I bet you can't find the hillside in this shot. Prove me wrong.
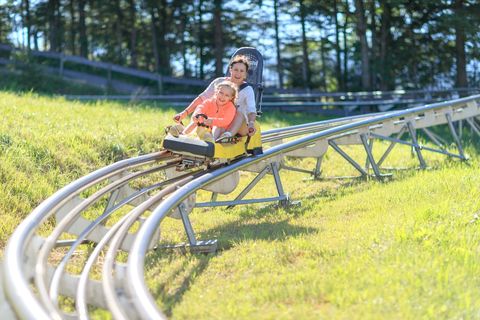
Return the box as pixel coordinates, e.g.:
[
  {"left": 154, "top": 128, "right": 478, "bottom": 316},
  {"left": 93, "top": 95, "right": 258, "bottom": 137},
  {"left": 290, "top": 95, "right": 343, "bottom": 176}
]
[{"left": 1, "top": 91, "right": 479, "bottom": 318}]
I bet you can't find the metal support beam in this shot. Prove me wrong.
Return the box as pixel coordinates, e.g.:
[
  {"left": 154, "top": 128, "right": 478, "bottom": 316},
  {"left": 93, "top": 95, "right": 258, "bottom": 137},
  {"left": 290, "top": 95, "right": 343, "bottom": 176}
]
[
  {"left": 225, "top": 165, "right": 270, "bottom": 209},
  {"left": 377, "top": 126, "right": 406, "bottom": 167},
  {"left": 446, "top": 113, "right": 466, "bottom": 159},
  {"left": 407, "top": 121, "right": 427, "bottom": 169},
  {"left": 466, "top": 117, "right": 480, "bottom": 138},
  {"left": 313, "top": 157, "right": 323, "bottom": 179},
  {"left": 104, "top": 189, "right": 120, "bottom": 216},
  {"left": 425, "top": 127, "right": 448, "bottom": 145},
  {"left": 281, "top": 164, "right": 315, "bottom": 175},
  {"left": 195, "top": 196, "right": 289, "bottom": 208},
  {"left": 195, "top": 163, "right": 292, "bottom": 209},
  {"left": 422, "top": 127, "right": 445, "bottom": 148},
  {"left": 179, "top": 204, "right": 196, "bottom": 246},
  {"left": 271, "top": 162, "right": 289, "bottom": 207},
  {"left": 210, "top": 192, "right": 218, "bottom": 202},
  {"left": 360, "top": 134, "right": 382, "bottom": 178},
  {"left": 370, "top": 133, "right": 464, "bottom": 159},
  {"left": 364, "top": 138, "right": 373, "bottom": 172},
  {"left": 328, "top": 140, "right": 368, "bottom": 176},
  {"left": 281, "top": 155, "right": 324, "bottom": 180}
]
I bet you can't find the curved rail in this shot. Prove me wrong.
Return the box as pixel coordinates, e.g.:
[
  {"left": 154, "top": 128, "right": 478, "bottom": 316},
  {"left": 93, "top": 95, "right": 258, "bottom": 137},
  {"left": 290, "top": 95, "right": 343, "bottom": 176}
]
[
  {"left": 127, "top": 94, "right": 480, "bottom": 318},
  {"left": 2, "top": 94, "right": 479, "bottom": 319}
]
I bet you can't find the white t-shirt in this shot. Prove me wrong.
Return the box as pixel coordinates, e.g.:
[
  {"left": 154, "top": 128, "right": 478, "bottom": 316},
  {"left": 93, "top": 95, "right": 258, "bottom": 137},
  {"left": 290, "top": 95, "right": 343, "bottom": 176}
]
[{"left": 199, "top": 77, "right": 256, "bottom": 121}]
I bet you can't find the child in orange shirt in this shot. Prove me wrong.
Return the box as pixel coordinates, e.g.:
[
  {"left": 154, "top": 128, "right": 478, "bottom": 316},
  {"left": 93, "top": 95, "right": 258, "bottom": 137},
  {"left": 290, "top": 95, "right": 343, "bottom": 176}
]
[{"left": 182, "top": 81, "right": 238, "bottom": 141}]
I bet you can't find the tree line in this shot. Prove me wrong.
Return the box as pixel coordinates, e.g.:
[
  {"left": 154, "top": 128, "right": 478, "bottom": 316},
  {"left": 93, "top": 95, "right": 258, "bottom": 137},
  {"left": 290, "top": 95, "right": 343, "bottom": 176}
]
[{"left": 1, "top": 0, "right": 480, "bottom": 92}]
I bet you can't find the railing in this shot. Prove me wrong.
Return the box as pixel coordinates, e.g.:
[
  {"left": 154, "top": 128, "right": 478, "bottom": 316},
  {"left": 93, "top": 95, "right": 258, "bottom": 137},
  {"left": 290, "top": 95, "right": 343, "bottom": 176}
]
[
  {"left": 125, "top": 95, "right": 480, "bottom": 318},
  {"left": 64, "top": 90, "right": 480, "bottom": 116},
  {"left": 1, "top": 43, "right": 478, "bottom": 107},
  {"left": 0, "top": 43, "right": 207, "bottom": 94}
]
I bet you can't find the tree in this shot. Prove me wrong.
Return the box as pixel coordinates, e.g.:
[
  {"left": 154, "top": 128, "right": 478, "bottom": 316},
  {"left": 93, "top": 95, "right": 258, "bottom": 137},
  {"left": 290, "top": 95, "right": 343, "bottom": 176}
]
[
  {"left": 67, "top": 0, "right": 76, "bottom": 55},
  {"left": 126, "top": 0, "right": 138, "bottom": 68},
  {"left": 21, "top": 0, "right": 31, "bottom": 50},
  {"left": 333, "top": 0, "right": 343, "bottom": 90},
  {"left": 454, "top": 0, "right": 468, "bottom": 87},
  {"left": 273, "top": 0, "right": 285, "bottom": 88},
  {"left": 378, "top": 0, "right": 393, "bottom": 90},
  {"left": 299, "top": 0, "right": 311, "bottom": 89},
  {"left": 354, "top": 0, "right": 371, "bottom": 90},
  {"left": 78, "top": 0, "right": 88, "bottom": 57},
  {"left": 213, "top": 0, "right": 224, "bottom": 77},
  {"left": 47, "top": 0, "right": 61, "bottom": 52}
]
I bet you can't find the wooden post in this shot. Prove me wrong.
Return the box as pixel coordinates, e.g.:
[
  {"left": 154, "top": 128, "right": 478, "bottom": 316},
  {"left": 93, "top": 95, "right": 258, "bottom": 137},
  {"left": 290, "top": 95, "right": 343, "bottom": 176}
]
[
  {"left": 157, "top": 74, "right": 163, "bottom": 94},
  {"left": 107, "top": 63, "right": 112, "bottom": 90},
  {"left": 59, "top": 53, "right": 65, "bottom": 76}
]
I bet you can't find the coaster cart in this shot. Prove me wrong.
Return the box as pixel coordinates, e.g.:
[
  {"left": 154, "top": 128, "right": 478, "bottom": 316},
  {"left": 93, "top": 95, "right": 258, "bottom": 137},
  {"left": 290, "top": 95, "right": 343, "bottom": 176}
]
[{"left": 163, "top": 47, "right": 264, "bottom": 170}]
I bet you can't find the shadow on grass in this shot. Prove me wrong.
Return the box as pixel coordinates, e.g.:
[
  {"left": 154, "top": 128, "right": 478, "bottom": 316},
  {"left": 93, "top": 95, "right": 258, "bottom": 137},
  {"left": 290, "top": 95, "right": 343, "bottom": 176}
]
[
  {"left": 145, "top": 251, "right": 211, "bottom": 317},
  {"left": 142, "top": 132, "right": 480, "bottom": 317},
  {"left": 201, "top": 219, "right": 317, "bottom": 250},
  {"left": 145, "top": 216, "right": 317, "bottom": 316}
]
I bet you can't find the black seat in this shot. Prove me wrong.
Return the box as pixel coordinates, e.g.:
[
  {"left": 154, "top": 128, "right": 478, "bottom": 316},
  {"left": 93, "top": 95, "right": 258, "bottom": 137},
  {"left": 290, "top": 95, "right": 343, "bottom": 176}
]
[{"left": 225, "top": 47, "right": 264, "bottom": 115}]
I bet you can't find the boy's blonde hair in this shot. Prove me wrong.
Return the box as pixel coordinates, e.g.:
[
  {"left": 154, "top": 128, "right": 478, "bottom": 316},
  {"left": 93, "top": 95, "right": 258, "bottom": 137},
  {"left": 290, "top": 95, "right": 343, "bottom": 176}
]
[{"left": 215, "top": 80, "right": 238, "bottom": 104}]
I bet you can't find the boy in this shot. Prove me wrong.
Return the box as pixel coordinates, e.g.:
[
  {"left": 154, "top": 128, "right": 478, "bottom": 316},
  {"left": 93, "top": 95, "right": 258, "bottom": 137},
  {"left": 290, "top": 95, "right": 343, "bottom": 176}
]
[{"left": 182, "top": 81, "right": 238, "bottom": 141}]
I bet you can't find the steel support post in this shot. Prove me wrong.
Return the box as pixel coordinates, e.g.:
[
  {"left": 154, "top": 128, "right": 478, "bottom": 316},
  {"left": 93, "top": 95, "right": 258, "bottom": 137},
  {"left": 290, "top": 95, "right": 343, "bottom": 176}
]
[
  {"left": 360, "top": 134, "right": 382, "bottom": 178},
  {"left": 313, "top": 156, "right": 323, "bottom": 179},
  {"left": 210, "top": 192, "right": 218, "bottom": 202},
  {"left": 179, "top": 204, "right": 197, "bottom": 246},
  {"left": 163, "top": 203, "right": 217, "bottom": 253},
  {"left": 466, "top": 117, "right": 480, "bottom": 138},
  {"left": 225, "top": 165, "right": 271, "bottom": 209},
  {"left": 328, "top": 140, "right": 368, "bottom": 176},
  {"left": 281, "top": 164, "right": 316, "bottom": 175},
  {"left": 407, "top": 121, "right": 427, "bottom": 169},
  {"left": 446, "top": 113, "right": 466, "bottom": 159},
  {"left": 364, "top": 138, "right": 373, "bottom": 172},
  {"left": 104, "top": 189, "right": 120, "bottom": 215},
  {"left": 271, "top": 162, "right": 289, "bottom": 206},
  {"left": 422, "top": 127, "right": 446, "bottom": 148},
  {"left": 377, "top": 126, "right": 406, "bottom": 167},
  {"left": 370, "top": 133, "right": 464, "bottom": 159}
]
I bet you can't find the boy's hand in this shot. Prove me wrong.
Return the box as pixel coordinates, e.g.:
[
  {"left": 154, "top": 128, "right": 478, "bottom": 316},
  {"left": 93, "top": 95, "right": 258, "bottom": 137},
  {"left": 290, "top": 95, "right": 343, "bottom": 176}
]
[{"left": 173, "top": 111, "right": 187, "bottom": 123}]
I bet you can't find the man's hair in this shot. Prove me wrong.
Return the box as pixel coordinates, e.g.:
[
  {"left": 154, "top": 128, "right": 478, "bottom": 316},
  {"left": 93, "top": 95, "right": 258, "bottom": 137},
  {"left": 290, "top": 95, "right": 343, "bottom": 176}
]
[
  {"left": 215, "top": 80, "right": 238, "bottom": 103},
  {"left": 229, "top": 55, "right": 250, "bottom": 72}
]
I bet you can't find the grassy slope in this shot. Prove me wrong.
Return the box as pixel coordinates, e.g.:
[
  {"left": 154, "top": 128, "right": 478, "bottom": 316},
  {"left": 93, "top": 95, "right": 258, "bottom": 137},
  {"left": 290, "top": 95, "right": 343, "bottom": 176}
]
[
  {"left": 0, "top": 92, "right": 322, "bottom": 248},
  {"left": 157, "top": 163, "right": 480, "bottom": 319},
  {"left": 2, "top": 91, "right": 480, "bottom": 319},
  {"left": 0, "top": 67, "right": 106, "bottom": 95}
]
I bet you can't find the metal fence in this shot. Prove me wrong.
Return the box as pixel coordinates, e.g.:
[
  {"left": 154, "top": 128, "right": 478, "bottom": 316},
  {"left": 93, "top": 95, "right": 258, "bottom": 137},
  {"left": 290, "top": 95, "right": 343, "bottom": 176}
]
[{"left": 1, "top": 43, "right": 479, "bottom": 115}]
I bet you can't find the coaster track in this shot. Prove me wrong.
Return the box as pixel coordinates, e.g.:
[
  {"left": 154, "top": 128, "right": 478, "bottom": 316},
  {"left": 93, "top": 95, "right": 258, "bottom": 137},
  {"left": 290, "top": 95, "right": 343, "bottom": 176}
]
[{"left": 2, "top": 95, "right": 480, "bottom": 319}]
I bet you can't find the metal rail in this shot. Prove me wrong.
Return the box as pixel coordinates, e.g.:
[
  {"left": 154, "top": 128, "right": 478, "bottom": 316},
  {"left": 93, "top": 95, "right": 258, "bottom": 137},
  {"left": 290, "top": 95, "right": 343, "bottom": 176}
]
[
  {"left": 126, "top": 94, "right": 480, "bottom": 318},
  {"left": 2, "top": 94, "right": 479, "bottom": 319}
]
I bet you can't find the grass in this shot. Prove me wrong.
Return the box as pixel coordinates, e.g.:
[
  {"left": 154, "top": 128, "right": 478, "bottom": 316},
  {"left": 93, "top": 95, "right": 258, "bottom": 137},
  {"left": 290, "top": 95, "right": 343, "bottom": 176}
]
[
  {"left": 1, "top": 91, "right": 480, "bottom": 319},
  {"left": 149, "top": 160, "right": 480, "bottom": 319},
  {"left": 0, "top": 65, "right": 107, "bottom": 95}
]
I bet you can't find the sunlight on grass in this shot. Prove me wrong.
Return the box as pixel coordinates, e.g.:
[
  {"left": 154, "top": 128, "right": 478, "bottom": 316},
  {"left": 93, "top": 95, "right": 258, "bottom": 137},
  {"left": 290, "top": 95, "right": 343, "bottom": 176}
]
[{"left": 2, "top": 91, "right": 480, "bottom": 318}]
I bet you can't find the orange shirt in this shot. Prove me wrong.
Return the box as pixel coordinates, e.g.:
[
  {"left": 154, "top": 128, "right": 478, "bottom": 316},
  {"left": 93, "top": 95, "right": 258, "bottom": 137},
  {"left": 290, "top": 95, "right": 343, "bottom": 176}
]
[{"left": 194, "top": 98, "right": 236, "bottom": 129}]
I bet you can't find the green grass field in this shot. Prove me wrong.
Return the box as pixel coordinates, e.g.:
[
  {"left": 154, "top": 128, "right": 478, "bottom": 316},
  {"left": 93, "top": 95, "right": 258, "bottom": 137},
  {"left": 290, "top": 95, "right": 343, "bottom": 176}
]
[{"left": 1, "top": 91, "right": 480, "bottom": 319}]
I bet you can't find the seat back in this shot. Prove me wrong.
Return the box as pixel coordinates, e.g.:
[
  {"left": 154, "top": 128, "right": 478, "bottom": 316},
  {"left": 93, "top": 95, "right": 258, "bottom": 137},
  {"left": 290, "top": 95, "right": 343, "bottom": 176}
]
[{"left": 225, "top": 47, "right": 264, "bottom": 115}]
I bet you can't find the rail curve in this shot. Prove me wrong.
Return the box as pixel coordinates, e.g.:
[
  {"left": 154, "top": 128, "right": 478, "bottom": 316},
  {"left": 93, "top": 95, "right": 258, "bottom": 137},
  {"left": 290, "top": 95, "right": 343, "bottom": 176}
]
[{"left": 3, "top": 94, "right": 480, "bottom": 319}]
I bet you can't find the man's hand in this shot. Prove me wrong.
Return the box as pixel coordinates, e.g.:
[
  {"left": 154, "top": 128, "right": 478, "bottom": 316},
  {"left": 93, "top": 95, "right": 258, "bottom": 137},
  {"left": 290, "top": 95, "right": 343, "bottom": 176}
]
[{"left": 247, "top": 121, "right": 256, "bottom": 136}]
